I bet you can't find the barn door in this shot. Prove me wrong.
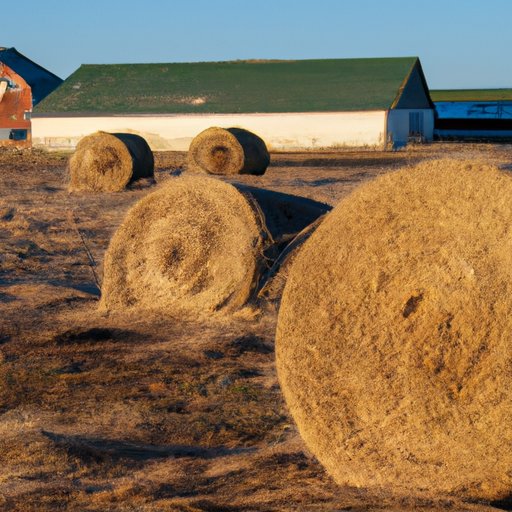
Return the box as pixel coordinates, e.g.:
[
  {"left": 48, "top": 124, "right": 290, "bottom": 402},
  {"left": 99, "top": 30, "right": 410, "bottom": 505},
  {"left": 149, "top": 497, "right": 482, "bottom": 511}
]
[{"left": 409, "top": 111, "right": 424, "bottom": 138}]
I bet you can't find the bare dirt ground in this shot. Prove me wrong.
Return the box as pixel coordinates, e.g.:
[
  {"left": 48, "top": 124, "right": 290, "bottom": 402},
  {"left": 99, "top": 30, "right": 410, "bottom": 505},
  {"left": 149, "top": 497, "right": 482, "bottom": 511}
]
[{"left": 1, "top": 144, "right": 511, "bottom": 511}]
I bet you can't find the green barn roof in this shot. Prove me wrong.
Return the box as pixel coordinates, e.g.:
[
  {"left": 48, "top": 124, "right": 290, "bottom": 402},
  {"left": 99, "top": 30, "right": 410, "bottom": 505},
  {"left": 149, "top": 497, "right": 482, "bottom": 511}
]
[{"left": 35, "top": 57, "right": 427, "bottom": 114}]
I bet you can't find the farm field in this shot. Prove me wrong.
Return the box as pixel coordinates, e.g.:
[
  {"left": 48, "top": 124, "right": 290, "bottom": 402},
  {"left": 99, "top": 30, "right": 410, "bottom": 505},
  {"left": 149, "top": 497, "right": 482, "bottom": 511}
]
[
  {"left": 1, "top": 144, "right": 511, "bottom": 511},
  {"left": 430, "top": 89, "right": 512, "bottom": 102}
]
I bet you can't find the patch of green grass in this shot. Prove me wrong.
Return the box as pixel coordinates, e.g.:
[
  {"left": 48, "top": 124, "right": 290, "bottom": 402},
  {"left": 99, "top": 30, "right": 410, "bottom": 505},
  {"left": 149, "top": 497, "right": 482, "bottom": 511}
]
[{"left": 431, "top": 89, "right": 512, "bottom": 101}]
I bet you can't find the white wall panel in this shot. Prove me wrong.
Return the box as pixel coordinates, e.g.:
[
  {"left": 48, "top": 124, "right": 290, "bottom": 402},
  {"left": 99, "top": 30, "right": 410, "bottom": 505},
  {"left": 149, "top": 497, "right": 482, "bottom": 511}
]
[{"left": 32, "top": 111, "right": 387, "bottom": 151}]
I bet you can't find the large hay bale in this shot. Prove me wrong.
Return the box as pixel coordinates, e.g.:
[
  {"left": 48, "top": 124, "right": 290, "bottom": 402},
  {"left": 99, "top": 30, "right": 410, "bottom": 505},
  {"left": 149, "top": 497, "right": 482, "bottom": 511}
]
[
  {"left": 187, "top": 127, "right": 270, "bottom": 175},
  {"left": 276, "top": 159, "right": 512, "bottom": 502},
  {"left": 100, "top": 176, "right": 329, "bottom": 315},
  {"left": 68, "top": 131, "right": 154, "bottom": 192}
]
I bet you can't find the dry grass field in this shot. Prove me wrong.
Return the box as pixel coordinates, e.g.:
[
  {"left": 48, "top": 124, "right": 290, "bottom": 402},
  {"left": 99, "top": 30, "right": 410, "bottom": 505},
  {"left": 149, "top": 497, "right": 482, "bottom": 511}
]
[{"left": 1, "top": 144, "right": 511, "bottom": 511}]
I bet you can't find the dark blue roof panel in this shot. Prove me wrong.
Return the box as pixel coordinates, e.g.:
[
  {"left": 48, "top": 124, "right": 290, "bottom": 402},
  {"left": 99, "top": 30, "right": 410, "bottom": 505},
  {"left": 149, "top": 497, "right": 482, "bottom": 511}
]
[{"left": 0, "top": 47, "right": 63, "bottom": 105}]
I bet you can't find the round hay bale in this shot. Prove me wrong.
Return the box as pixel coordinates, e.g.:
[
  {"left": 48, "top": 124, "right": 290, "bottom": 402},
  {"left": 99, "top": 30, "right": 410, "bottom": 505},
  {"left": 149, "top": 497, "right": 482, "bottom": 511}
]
[
  {"left": 100, "top": 176, "right": 329, "bottom": 315},
  {"left": 187, "top": 127, "right": 270, "bottom": 175},
  {"left": 276, "top": 159, "right": 512, "bottom": 502},
  {"left": 68, "top": 131, "right": 154, "bottom": 192}
]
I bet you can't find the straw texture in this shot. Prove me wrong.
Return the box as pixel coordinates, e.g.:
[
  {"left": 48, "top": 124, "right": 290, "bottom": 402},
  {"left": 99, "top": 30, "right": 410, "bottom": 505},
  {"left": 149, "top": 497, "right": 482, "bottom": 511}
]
[
  {"left": 276, "top": 159, "right": 512, "bottom": 501},
  {"left": 69, "top": 131, "right": 154, "bottom": 192},
  {"left": 188, "top": 127, "right": 270, "bottom": 175}
]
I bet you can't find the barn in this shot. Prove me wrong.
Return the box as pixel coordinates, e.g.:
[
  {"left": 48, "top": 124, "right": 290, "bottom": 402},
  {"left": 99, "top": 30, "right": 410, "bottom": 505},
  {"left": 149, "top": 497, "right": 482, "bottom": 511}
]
[
  {"left": 32, "top": 57, "right": 434, "bottom": 151},
  {"left": 0, "top": 47, "right": 63, "bottom": 148},
  {"left": 431, "top": 89, "right": 512, "bottom": 141}
]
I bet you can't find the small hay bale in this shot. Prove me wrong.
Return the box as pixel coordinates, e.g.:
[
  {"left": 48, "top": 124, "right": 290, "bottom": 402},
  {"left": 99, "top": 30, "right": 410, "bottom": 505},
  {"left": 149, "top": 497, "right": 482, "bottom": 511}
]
[
  {"left": 100, "top": 176, "right": 329, "bottom": 315},
  {"left": 187, "top": 127, "right": 270, "bottom": 175},
  {"left": 276, "top": 159, "right": 512, "bottom": 502},
  {"left": 68, "top": 131, "right": 154, "bottom": 192}
]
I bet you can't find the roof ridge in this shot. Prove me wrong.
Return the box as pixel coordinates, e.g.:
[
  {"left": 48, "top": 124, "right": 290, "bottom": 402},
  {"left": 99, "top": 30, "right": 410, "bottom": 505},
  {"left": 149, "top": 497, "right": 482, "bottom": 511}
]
[{"left": 75, "top": 56, "right": 418, "bottom": 68}]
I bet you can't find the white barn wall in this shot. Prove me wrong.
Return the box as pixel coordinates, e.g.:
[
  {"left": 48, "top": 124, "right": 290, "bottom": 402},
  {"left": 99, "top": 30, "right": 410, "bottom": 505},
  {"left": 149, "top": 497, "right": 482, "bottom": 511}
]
[
  {"left": 386, "top": 109, "right": 434, "bottom": 144},
  {"left": 31, "top": 111, "right": 387, "bottom": 151}
]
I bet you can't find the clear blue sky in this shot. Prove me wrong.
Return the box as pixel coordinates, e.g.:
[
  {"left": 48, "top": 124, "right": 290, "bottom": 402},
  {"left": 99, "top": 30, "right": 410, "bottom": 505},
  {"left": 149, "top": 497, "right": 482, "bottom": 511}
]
[{"left": 4, "top": 0, "right": 512, "bottom": 89}]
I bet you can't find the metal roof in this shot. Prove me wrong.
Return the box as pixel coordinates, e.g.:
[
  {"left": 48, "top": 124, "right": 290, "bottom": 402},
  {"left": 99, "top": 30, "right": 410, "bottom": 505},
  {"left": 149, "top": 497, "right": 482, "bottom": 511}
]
[{"left": 436, "top": 101, "right": 512, "bottom": 120}]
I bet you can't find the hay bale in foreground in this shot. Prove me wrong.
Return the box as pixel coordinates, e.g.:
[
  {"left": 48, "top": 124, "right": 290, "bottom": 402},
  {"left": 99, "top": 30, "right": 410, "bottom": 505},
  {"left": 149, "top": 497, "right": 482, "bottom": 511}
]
[
  {"left": 188, "top": 127, "right": 270, "bottom": 175},
  {"left": 100, "top": 176, "right": 329, "bottom": 315},
  {"left": 68, "top": 131, "right": 154, "bottom": 192},
  {"left": 276, "top": 159, "right": 512, "bottom": 502}
]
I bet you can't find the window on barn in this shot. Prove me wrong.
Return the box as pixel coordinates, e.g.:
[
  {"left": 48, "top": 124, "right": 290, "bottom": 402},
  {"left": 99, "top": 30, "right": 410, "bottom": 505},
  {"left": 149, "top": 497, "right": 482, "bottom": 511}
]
[
  {"left": 9, "top": 129, "right": 28, "bottom": 141},
  {"left": 0, "top": 78, "right": 15, "bottom": 90},
  {"left": 0, "top": 80, "right": 7, "bottom": 102}
]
